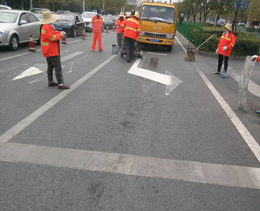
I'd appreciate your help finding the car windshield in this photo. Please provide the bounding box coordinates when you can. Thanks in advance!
[0,11,18,23]
[140,5,175,24]
[58,14,74,22]
[82,13,95,18]
[34,13,43,18]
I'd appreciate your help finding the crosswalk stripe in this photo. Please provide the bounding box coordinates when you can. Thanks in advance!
[0,142,259,189]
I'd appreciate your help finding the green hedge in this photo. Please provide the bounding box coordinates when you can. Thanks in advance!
[199,29,260,57]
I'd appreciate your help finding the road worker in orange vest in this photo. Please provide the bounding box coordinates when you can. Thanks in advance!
[214,23,236,78]
[40,11,69,89]
[116,12,125,51]
[123,12,141,63]
[91,10,103,52]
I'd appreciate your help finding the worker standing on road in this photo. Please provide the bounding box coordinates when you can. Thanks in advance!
[91,10,103,52]
[251,55,260,114]
[116,12,125,51]
[40,11,69,89]
[214,23,235,78]
[123,13,141,63]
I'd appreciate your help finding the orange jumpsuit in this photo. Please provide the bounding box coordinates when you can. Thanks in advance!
[91,15,103,51]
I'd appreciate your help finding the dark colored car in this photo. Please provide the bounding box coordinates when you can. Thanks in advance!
[103,15,115,29]
[54,13,85,37]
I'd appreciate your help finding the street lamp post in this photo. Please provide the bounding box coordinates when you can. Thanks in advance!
[83,0,85,12]
[30,0,33,10]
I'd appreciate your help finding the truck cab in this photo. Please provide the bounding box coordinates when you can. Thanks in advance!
[137,1,178,51]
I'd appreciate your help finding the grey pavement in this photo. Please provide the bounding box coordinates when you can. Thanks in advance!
[0,31,259,211]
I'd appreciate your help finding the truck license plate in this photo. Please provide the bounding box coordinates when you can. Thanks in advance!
[150,39,159,43]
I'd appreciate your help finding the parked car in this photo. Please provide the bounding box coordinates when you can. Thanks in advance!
[56,10,71,15]
[29,8,50,13]
[0,5,12,10]
[54,13,85,37]
[0,10,41,50]
[103,15,115,29]
[81,11,96,32]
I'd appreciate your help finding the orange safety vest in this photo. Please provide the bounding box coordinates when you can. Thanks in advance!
[217,32,235,57]
[121,19,126,32]
[40,24,62,58]
[123,17,140,40]
[116,18,124,33]
[91,15,103,34]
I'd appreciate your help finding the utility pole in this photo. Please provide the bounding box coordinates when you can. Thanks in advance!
[83,0,85,12]
[247,0,253,25]
[30,0,33,10]
[103,0,105,9]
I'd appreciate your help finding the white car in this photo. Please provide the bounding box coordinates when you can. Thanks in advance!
[0,5,11,10]
[81,11,96,32]
[0,10,41,50]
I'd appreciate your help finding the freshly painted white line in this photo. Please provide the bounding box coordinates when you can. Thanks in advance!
[0,54,117,143]
[0,49,41,62]
[128,59,172,85]
[1,142,260,189]
[176,35,260,162]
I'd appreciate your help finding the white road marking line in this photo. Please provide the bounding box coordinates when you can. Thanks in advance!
[0,54,117,144]
[128,59,172,85]
[0,142,260,189]
[61,51,84,62]
[0,49,41,62]
[147,52,168,56]
[12,67,42,80]
[176,35,260,162]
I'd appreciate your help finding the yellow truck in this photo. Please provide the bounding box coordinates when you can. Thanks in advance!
[137,1,178,51]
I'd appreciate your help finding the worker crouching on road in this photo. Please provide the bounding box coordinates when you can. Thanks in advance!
[123,13,141,63]
[116,12,125,51]
[91,10,103,52]
[40,11,69,89]
[214,23,235,78]
[251,55,260,114]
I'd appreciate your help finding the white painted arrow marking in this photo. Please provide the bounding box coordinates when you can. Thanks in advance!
[128,59,182,95]
[12,67,43,81]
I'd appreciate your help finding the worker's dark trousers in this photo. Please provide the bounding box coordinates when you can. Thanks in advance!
[117,33,123,49]
[46,56,64,84]
[217,53,229,73]
[125,37,135,60]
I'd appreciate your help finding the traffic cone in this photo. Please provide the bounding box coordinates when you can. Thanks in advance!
[106,26,109,33]
[62,36,67,44]
[112,25,115,32]
[82,29,86,40]
[28,35,35,52]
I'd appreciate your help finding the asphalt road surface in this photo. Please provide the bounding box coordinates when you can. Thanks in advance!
[0,30,260,211]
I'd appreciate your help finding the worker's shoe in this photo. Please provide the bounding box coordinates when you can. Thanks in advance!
[99,49,103,52]
[58,85,70,89]
[256,110,260,114]
[221,73,228,78]
[48,82,58,86]
[127,57,131,63]
[91,49,94,52]
[214,72,220,75]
